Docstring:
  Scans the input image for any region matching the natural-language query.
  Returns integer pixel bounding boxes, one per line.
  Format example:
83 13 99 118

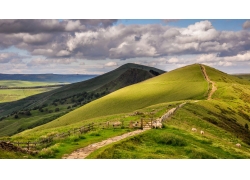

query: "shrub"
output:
55 108 60 112
25 111 31 116
155 133 187 146
245 123 249 130
14 114 19 119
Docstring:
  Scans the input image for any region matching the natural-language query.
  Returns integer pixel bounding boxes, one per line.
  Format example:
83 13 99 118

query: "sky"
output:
0 19 250 74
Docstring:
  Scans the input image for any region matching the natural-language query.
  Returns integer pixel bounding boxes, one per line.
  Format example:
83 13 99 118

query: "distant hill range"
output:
0 74 97 83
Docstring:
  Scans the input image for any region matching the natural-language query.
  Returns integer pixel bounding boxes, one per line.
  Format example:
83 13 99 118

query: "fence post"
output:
88 124 90 131
141 119 143 130
68 131 70 136
151 118 153 128
27 141 30 150
121 120 124 128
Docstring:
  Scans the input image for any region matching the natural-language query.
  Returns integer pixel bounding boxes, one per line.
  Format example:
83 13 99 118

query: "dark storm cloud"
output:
0 19 118 33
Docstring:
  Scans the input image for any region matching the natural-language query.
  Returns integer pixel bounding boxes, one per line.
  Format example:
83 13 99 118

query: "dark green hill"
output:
0 63 165 136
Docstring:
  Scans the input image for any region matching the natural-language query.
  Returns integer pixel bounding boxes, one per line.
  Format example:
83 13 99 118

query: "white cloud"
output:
0 52 24 63
32 49 53 56
168 57 179 63
243 20 250 29
56 50 71 57
27 58 77 66
104 61 118 67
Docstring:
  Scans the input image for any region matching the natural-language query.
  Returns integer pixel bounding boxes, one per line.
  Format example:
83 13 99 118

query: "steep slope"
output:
0 64 165 137
0 63 164 118
31 64 208 130
7 63 250 159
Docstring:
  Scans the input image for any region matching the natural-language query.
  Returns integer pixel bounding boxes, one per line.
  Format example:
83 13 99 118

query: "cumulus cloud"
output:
167 57 179 63
243 20 250 29
0 20 250 70
0 19 118 33
104 61 118 67
0 52 24 63
27 58 77 66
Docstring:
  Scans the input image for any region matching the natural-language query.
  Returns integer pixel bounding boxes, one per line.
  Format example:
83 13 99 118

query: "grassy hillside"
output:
3 63 250 159
0 63 164 117
29 64 208 130
87 97 250 159
0 88 59 103
233 74 250 81
0 63 164 137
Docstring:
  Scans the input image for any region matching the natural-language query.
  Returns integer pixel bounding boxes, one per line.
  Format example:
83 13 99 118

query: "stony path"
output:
200 65 217 100
62 129 147 159
63 103 186 159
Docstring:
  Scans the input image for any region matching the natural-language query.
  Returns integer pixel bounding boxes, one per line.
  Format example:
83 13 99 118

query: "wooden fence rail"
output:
0 120 144 151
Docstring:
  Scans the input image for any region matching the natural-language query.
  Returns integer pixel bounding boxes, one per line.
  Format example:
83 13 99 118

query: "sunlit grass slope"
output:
87 99 250 159
33 64 208 130
0 80 63 87
0 63 164 117
0 88 58 103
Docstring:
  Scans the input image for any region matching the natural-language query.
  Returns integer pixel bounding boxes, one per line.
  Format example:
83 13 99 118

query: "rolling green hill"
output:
3 63 250 159
28 64 208 131
0 63 164 118
0 63 165 137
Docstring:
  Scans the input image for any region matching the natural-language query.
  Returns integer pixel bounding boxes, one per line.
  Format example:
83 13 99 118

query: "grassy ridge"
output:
87 101 250 159
4 63 250 159
0 63 164 117
30 64 207 130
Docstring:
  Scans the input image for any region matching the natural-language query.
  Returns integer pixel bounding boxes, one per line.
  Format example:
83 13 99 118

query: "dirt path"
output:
62 129 147 159
63 103 187 159
200 65 217 100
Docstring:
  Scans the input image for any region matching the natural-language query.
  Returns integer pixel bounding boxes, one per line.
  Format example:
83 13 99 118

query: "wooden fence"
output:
0 117 160 151
0 120 128 151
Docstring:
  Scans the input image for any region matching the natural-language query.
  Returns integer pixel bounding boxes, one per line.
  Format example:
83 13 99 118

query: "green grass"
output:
0 88 59 103
0 149 33 159
0 80 64 87
0 63 164 118
31 64 208 130
0 80 65 103
87 102 250 159
233 74 250 81
11 101 181 140
2 63 250 159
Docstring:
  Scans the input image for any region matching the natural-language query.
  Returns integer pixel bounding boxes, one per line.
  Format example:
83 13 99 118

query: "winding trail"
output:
63 103 186 159
200 65 217 100
62 129 147 159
